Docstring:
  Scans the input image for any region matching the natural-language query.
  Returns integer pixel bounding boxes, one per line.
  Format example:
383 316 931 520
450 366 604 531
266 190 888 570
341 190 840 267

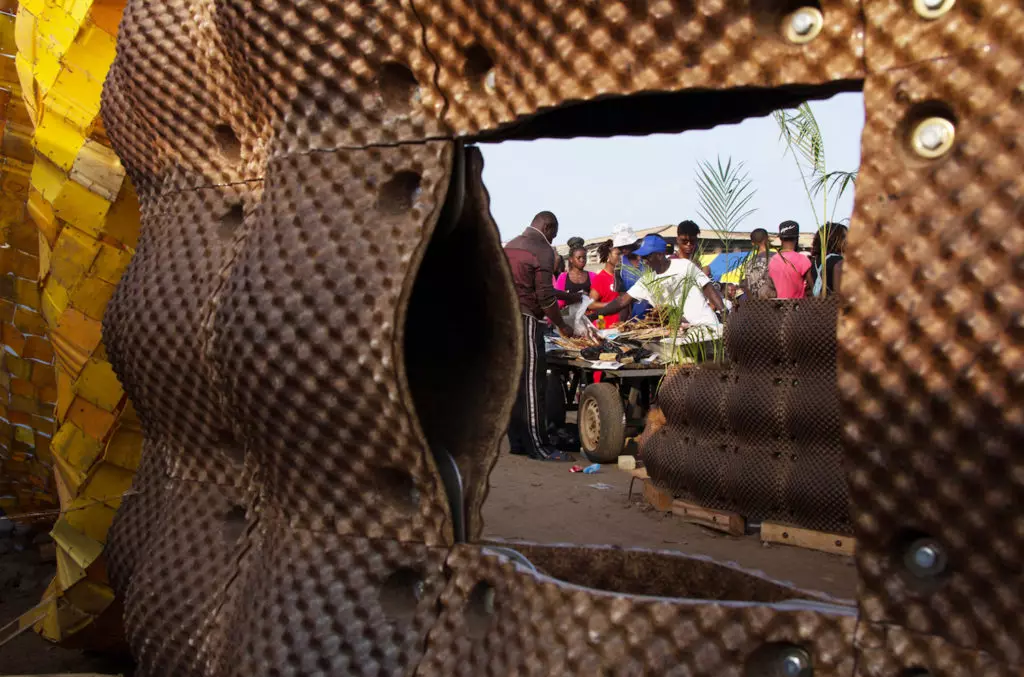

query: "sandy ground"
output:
0 444 856 673
482 447 857 599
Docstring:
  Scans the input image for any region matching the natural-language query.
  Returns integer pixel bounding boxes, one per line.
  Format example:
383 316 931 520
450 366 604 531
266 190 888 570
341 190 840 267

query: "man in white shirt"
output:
591 233 725 326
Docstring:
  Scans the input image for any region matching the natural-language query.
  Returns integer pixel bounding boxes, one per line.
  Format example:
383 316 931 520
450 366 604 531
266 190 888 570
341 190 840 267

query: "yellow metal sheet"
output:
72 358 122 411
51 514 102 573
53 179 114 238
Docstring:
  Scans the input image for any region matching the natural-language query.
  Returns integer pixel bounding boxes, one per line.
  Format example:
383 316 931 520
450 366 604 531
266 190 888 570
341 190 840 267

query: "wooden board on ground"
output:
760 521 855 557
635 471 745 536
671 497 745 536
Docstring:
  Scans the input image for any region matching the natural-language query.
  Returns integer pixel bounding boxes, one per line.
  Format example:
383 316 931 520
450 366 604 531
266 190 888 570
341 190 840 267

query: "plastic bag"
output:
561 296 598 338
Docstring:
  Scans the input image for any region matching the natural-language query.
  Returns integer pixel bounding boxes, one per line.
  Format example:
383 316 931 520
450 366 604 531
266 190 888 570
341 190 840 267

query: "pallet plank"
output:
671 498 745 536
760 522 855 557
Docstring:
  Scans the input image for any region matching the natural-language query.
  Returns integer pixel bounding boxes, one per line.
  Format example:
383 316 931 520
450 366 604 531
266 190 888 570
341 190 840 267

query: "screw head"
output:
780 647 812 677
910 117 956 158
914 0 955 19
905 537 948 578
784 7 824 43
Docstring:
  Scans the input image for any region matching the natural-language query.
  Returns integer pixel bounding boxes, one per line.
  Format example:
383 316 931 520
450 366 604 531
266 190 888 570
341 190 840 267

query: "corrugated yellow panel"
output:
62 579 115 617
42 279 71 326
29 188 58 247
55 22 115 111
67 394 117 440
34 108 86 171
35 5 80 60
72 358 122 411
51 421 102 477
78 461 133 508
64 496 116 543
18 0 47 19
90 241 131 284
14 6 36 61
14 274 40 308
14 54 38 122
53 180 113 238
37 229 51 278
49 224 100 289
99 179 138 248
68 275 115 321
67 0 95 26
31 153 68 204
0 12 17 56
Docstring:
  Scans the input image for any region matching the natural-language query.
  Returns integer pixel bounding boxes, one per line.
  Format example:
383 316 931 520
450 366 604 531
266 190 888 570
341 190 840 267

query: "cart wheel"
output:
578 382 626 463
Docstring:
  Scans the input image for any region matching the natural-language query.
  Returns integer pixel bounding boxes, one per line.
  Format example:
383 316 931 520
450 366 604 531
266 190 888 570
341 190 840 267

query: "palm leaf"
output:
695 156 757 253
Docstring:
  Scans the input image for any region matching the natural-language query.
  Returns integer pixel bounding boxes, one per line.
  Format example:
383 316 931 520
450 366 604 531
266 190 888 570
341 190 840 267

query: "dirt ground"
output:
483 447 857 599
0 444 855 674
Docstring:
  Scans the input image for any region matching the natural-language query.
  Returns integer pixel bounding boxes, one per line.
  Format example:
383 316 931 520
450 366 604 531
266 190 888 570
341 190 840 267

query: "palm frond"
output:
775 103 826 176
695 156 757 251
811 170 858 200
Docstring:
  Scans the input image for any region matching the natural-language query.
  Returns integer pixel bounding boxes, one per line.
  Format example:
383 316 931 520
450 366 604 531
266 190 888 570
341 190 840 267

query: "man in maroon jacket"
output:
504 211 577 461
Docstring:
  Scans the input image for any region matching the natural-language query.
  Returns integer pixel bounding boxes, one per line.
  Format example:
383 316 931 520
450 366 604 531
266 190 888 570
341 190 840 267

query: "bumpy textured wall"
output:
0 4 57 518
9 0 141 645
644 298 849 534
65 0 1024 675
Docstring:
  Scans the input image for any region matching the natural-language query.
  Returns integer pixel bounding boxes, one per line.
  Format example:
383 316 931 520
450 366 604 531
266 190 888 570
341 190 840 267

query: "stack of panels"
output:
645 298 850 534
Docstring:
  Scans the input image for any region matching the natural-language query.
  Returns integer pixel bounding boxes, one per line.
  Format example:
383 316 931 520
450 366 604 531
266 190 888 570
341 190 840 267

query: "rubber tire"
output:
579 382 626 463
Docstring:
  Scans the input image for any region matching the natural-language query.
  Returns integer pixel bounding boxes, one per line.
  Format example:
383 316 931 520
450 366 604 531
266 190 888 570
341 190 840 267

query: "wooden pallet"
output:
629 468 745 536
760 521 856 557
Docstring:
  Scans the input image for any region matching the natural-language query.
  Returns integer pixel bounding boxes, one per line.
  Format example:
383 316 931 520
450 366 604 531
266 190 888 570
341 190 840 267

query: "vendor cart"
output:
546 354 669 463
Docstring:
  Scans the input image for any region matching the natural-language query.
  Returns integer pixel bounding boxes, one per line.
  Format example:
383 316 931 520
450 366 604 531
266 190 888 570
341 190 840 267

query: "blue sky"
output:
479 91 864 244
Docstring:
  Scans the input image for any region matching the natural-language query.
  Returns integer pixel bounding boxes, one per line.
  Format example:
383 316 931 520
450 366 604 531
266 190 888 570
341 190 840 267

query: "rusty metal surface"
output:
98 0 1023 674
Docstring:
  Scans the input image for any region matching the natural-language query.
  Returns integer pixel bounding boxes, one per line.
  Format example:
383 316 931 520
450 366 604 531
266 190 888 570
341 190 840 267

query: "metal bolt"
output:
913 544 939 570
905 537 947 578
791 11 815 34
913 0 954 19
910 117 955 158
784 7 824 44
779 647 812 677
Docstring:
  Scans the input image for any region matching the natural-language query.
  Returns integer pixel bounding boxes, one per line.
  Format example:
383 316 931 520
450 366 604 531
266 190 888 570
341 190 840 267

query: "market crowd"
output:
503 210 847 461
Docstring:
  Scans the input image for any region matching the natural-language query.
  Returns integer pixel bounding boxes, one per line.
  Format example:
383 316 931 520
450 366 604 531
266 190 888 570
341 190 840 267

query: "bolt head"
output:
780 648 811 677
905 537 948 578
913 544 939 569
783 7 824 43
914 0 954 19
791 11 814 34
910 117 955 158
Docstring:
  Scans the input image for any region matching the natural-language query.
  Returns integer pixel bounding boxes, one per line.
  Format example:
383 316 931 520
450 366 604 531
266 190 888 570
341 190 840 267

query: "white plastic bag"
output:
561 296 599 340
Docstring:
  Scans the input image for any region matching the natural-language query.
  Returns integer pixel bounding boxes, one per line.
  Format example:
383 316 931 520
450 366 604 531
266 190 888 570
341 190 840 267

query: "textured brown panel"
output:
220 523 448 677
213 0 450 154
854 624 1020 677
418 545 858 677
103 181 261 488
840 49 1024 665
120 477 248 677
645 300 849 533
103 0 269 196
862 0 1022 71
415 0 865 137
209 143 456 545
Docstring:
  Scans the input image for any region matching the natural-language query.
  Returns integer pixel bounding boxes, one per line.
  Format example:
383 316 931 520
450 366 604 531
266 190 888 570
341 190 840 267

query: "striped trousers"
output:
508 313 552 459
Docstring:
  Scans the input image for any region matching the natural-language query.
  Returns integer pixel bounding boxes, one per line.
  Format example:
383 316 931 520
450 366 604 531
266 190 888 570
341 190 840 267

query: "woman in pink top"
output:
767 220 812 298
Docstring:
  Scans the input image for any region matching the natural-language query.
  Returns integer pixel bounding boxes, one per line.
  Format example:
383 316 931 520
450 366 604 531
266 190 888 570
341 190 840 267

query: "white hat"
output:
611 223 637 248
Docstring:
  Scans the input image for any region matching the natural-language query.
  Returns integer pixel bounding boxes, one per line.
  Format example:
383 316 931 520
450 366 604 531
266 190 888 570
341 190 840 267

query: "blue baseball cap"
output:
633 234 669 257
